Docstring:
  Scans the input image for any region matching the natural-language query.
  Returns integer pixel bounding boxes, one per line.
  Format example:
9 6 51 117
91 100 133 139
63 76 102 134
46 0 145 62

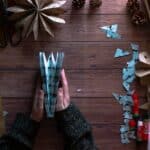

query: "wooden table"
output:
0 0 149 149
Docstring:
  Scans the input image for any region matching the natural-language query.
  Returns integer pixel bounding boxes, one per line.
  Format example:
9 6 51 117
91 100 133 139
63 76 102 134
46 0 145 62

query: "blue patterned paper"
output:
112 43 139 144
39 52 64 118
114 48 130 58
100 24 121 39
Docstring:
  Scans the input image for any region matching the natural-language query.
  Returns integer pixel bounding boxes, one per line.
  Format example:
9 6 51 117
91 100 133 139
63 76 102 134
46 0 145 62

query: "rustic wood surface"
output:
1 0 149 149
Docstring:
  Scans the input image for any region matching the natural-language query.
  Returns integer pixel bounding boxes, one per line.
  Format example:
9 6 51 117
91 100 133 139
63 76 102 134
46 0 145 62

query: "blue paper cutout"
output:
120 125 129 133
100 24 121 39
39 52 64 118
112 93 133 106
120 125 130 144
122 81 130 91
121 133 130 144
122 67 135 81
128 130 136 139
122 43 139 92
124 118 130 124
132 50 139 61
114 48 130 58
112 43 139 144
3 111 8 117
123 112 133 119
131 43 139 51
123 105 132 112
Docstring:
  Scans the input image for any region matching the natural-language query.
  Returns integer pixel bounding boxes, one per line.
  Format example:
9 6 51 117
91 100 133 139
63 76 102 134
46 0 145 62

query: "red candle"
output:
131 91 139 117
129 119 136 128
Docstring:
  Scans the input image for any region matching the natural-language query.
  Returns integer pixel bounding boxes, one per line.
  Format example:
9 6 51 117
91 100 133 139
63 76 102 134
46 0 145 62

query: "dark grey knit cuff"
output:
8 113 39 148
56 103 91 143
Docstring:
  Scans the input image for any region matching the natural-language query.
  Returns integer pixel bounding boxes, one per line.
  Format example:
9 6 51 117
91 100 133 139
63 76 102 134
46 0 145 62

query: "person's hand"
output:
31 78 44 122
56 69 70 111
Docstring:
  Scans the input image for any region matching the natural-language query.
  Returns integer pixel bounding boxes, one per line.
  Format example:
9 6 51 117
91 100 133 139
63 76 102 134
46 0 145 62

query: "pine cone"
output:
90 0 102 8
132 11 147 25
127 0 140 14
72 0 85 9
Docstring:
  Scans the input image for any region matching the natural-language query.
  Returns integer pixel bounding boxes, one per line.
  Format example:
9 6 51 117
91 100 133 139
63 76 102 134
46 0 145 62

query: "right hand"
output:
56 69 70 111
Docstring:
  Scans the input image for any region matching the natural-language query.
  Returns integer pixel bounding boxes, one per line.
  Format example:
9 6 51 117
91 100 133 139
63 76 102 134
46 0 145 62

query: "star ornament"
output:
7 0 66 40
136 51 150 86
135 51 150 111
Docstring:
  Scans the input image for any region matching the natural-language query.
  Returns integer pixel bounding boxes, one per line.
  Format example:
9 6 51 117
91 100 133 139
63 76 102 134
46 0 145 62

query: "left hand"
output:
31 78 44 122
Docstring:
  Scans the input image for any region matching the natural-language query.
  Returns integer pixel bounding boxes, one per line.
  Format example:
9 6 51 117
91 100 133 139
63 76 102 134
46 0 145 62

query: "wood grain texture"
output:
1 0 149 149
0 70 146 98
0 41 149 69
21 14 150 42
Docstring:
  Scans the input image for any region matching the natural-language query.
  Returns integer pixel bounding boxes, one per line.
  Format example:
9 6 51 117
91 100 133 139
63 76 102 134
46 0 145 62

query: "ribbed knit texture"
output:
0 104 97 150
56 103 97 150
0 113 39 150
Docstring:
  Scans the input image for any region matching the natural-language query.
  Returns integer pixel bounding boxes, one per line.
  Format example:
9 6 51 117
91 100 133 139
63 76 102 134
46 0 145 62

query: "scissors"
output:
0 0 22 48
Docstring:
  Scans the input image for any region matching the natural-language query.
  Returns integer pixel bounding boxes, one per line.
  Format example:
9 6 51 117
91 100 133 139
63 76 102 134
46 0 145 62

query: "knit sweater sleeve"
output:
0 113 39 150
56 103 97 150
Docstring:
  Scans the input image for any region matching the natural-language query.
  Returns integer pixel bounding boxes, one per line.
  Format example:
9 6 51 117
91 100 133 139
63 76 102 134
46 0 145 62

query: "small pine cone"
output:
132 11 147 25
127 0 137 8
90 0 102 9
127 0 140 14
72 0 85 9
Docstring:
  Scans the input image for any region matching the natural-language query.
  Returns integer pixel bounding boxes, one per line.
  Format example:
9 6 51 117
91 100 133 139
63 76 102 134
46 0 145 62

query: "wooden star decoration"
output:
7 0 66 40
140 102 149 111
136 51 150 112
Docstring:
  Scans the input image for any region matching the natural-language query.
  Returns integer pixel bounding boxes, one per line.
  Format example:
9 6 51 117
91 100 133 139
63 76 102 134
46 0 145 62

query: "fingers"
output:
33 90 44 109
60 69 69 96
57 88 64 98
34 75 42 95
35 76 42 93
31 89 44 122
56 88 64 111
38 90 44 109
34 75 43 106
